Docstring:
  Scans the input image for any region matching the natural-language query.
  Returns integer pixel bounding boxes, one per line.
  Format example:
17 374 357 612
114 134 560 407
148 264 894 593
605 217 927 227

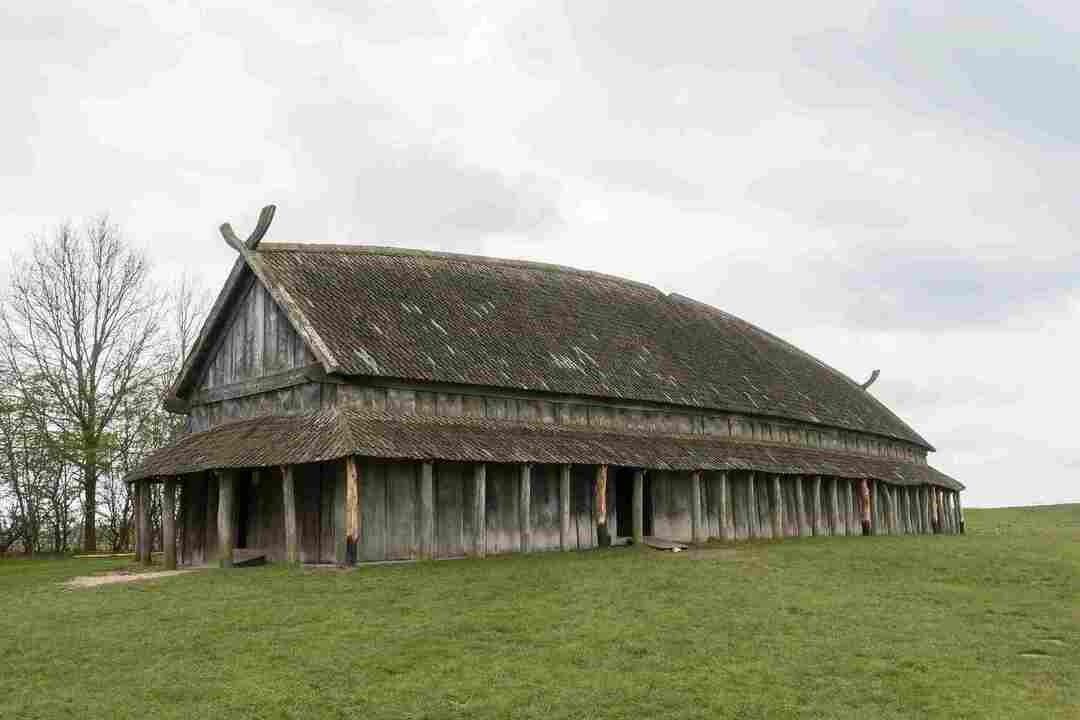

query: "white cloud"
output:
1 0 1076 508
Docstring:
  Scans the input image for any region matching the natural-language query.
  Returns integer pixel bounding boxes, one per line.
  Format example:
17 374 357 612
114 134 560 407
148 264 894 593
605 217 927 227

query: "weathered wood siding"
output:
651 471 693 542
198 277 313 391
328 383 929 465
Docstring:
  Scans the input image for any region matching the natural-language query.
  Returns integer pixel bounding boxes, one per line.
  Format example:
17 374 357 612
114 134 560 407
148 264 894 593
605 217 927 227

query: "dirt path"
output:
63 569 198 589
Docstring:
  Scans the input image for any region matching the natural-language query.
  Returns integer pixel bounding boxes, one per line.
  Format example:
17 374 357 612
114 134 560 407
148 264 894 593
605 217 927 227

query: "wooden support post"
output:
719 471 733 541
880 484 892 535
163 478 177 570
690 471 705 544
924 487 933 533
795 477 809 537
135 480 149 565
282 465 298 565
746 472 758 539
344 456 360 565
474 463 487 557
870 480 881 535
632 469 644 544
830 478 841 536
594 465 609 547
559 464 571 551
733 473 748 541
810 476 821 536
217 471 235 568
956 491 965 534
519 463 532 553
943 491 954 534
419 462 434 559
859 479 871 536
770 475 783 539
334 459 348 566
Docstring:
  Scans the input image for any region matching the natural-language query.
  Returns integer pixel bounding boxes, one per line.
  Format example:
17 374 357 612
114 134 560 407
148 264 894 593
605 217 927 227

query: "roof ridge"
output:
257 242 662 293
667 292 934 451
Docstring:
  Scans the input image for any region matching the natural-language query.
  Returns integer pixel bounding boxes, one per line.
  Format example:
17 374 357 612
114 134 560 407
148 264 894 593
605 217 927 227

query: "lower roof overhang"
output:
126 407 964 491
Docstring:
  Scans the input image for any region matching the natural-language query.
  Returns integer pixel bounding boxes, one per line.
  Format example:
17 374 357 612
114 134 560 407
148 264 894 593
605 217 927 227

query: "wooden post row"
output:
163 478 177 570
217 470 235 568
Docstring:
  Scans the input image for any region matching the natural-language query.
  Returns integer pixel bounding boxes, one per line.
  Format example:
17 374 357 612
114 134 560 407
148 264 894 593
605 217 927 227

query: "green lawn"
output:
2 505 1077 719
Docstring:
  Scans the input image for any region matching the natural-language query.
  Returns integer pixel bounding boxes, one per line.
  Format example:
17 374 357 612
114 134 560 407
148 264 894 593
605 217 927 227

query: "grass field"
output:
1 504 1077 719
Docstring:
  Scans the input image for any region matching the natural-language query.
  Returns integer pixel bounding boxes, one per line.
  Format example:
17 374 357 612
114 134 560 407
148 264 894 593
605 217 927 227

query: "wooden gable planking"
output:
198 275 315 392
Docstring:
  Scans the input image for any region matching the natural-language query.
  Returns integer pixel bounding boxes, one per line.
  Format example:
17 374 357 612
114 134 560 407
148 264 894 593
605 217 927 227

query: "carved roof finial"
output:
860 369 880 390
220 204 277 252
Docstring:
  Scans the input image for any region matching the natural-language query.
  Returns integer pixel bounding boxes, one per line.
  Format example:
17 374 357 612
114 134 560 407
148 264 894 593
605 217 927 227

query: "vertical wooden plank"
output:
594 465 609 545
163 479 177 570
956 491 965 534
419 461 434 559
357 460 384 561
757 475 773 539
812 476 824 536
530 465 560 551
217 471 235 568
690 471 705 544
560 464 572 551
435 463 466 558
519 464 532 553
722 472 735 541
770 475 783 539
473 464 487 557
794 477 808 537
345 456 359 564
134 481 147 565
632 469 644 544
746 472 758 539
922 486 931 534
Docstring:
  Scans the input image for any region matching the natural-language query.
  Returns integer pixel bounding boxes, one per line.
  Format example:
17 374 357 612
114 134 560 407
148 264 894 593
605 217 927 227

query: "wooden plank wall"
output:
198 277 314 391
650 471 693 542
175 463 954 566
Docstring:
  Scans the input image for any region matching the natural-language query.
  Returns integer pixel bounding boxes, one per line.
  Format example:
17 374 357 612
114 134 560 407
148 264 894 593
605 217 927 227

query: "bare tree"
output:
1 218 161 551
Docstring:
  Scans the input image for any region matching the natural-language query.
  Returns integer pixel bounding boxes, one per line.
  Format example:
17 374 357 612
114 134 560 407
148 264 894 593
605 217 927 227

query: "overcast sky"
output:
2 1 1077 508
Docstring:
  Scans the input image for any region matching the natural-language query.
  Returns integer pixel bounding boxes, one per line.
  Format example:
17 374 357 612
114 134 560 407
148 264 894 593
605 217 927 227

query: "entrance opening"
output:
643 474 654 537
235 473 253 550
613 467 653 539
614 467 634 538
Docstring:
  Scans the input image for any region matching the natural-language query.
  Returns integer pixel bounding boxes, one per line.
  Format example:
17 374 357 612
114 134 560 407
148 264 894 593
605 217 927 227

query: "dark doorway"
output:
614 467 634 538
643 474 654 537
235 473 253 550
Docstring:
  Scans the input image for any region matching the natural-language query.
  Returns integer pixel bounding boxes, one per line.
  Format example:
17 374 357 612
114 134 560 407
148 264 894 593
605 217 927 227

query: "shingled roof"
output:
215 243 931 449
127 407 961 489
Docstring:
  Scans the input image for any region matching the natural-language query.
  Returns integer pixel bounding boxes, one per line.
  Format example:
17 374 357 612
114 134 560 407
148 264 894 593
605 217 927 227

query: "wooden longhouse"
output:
128 206 965 569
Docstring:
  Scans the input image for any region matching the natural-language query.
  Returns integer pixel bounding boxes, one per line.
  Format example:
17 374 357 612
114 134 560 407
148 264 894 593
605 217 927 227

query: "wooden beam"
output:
474 463 487 557
519 463 532 553
282 466 298 565
163 479 177 570
859 479 871 536
830 478 841 536
795 476 809 537
559 464 571 551
690 471 705 544
632 469 644 545
811 476 823 536
720 471 734 541
419 462 434 559
344 456 360 564
594 465 609 547
138 480 152 566
956 491 965 534
770 475 783 539
746 472 758 539
217 471 235 568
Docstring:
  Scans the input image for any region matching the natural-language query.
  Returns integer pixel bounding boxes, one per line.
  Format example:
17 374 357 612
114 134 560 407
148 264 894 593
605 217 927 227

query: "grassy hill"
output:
2 504 1077 719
